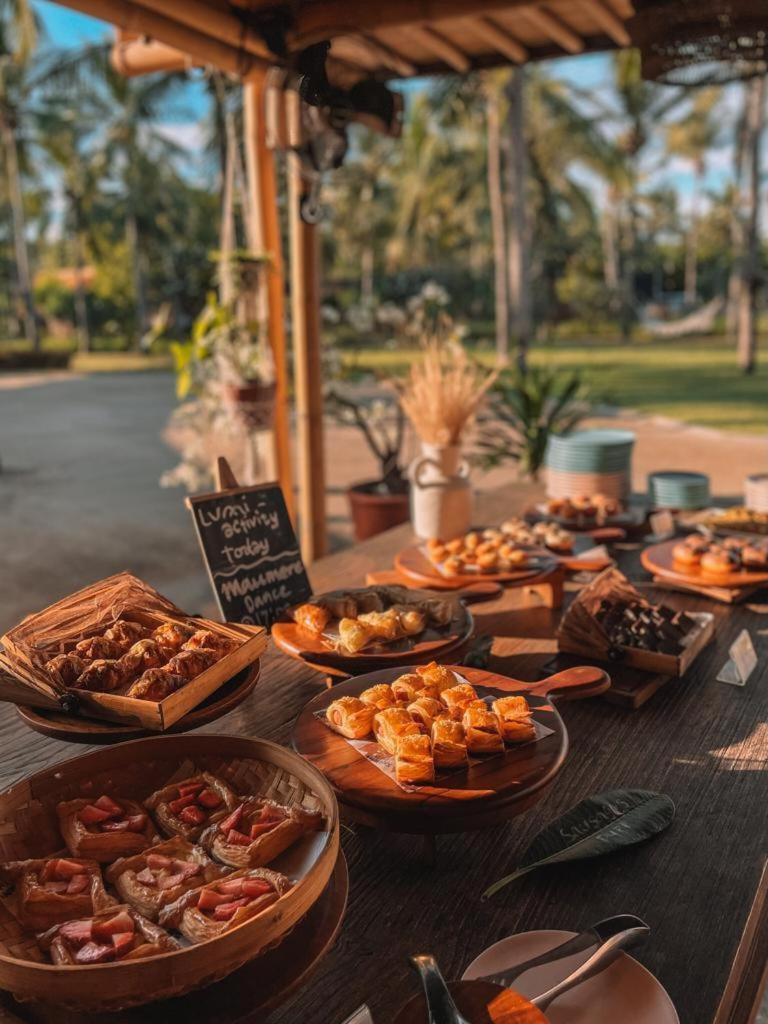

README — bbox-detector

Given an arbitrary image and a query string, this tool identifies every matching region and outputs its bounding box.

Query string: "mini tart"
[200,798,323,869]
[0,856,115,930]
[325,696,375,739]
[359,683,396,711]
[158,867,291,944]
[145,772,239,842]
[58,796,157,862]
[38,906,178,965]
[105,837,229,920]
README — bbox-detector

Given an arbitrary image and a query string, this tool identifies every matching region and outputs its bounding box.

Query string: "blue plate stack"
[648,471,710,510]
[545,429,635,500]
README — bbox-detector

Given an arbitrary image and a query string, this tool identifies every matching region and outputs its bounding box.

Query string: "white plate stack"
[745,474,768,513]
[544,429,635,501]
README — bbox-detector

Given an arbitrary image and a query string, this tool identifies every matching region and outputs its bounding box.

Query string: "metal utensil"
[411,954,471,1024]
[479,913,648,988]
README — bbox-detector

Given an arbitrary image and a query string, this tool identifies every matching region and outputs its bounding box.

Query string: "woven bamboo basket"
[0,734,340,1011]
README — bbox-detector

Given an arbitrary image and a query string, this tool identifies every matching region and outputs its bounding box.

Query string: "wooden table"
[1,480,768,1024]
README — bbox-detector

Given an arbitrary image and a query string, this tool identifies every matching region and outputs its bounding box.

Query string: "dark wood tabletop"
[1,479,767,1024]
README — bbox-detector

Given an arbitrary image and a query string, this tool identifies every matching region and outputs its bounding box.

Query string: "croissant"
[127,669,187,702]
[182,629,236,657]
[393,606,427,636]
[166,647,218,681]
[121,638,168,675]
[359,683,396,710]
[338,618,374,654]
[326,696,375,739]
[44,653,85,688]
[431,718,468,769]
[145,772,239,842]
[441,683,478,712]
[462,705,504,754]
[417,662,459,696]
[153,621,197,651]
[200,799,323,869]
[39,906,177,965]
[391,673,422,703]
[292,602,332,634]
[0,856,116,930]
[407,696,443,732]
[493,696,536,743]
[74,636,124,661]
[57,796,157,862]
[73,659,131,693]
[395,735,434,785]
[104,620,150,649]
[372,707,420,755]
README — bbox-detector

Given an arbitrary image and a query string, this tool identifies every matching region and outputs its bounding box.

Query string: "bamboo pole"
[285,89,327,562]
[111,36,192,76]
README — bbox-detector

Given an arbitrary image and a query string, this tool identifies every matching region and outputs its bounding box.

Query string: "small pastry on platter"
[292,602,332,635]
[672,539,705,566]
[493,696,536,743]
[73,658,131,693]
[325,695,376,739]
[359,683,396,710]
[357,607,402,640]
[700,545,738,576]
[431,718,468,769]
[337,618,375,654]
[153,621,197,651]
[44,653,86,688]
[440,683,478,713]
[372,707,420,755]
[126,668,187,702]
[391,673,422,703]
[57,796,157,862]
[38,906,177,965]
[145,773,239,842]
[104,620,150,649]
[416,662,458,697]
[407,696,443,732]
[121,638,168,675]
[393,606,428,636]
[462,705,504,755]
[106,837,229,920]
[182,629,236,658]
[395,735,434,785]
[0,856,115,930]
[74,636,124,662]
[200,799,323,869]
[165,647,218,681]
[742,544,768,570]
[158,867,291,943]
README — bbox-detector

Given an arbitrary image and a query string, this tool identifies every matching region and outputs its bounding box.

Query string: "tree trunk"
[1,118,38,349]
[504,67,531,374]
[684,173,701,307]
[70,195,91,352]
[737,74,765,375]
[126,206,147,349]
[485,75,509,364]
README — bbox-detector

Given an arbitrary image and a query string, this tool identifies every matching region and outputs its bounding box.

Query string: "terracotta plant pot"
[221,379,276,430]
[347,480,410,541]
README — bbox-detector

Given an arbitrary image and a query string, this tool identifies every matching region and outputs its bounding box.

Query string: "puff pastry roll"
[372,707,420,754]
[292,602,332,635]
[158,867,291,943]
[407,696,443,732]
[166,647,218,681]
[57,796,157,862]
[104,620,150,649]
[0,856,115,930]
[182,629,235,658]
[73,658,130,693]
[357,608,402,640]
[359,683,396,710]
[395,735,434,785]
[492,696,536,743]
[121,638,168,675]
[326,696,375,739]
[462,705,504,755]
[441,683,478,712]
[153,620,197,651]
[127,668,187,702]
[38,906,177,965]
[391,673,422,703]
[105,837,229,920]
[338,618,374,654]
[431,718,468,769]
[392,606,427,636]
[200,799,323,869]
[44,653,85,688]
[145,772,239,842]
[417,662,459,697]
[74,636,124,661]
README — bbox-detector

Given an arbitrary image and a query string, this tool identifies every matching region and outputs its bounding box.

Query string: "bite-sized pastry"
[126,668,187,702]
[416,662,459,697]
[431,718,468,769]
[493,696,536,743]
[391,673,422,704]
[105,837,229,920]
[158,868,291,943]
[393,606,428,636]
[742,544,768,570]
[0,856,115,930]
[200,799,323,869]
[74,636,124,662]
[38,906,177,965]
[359,683,396,710]
[292,602,332,635]
[44,653,86,688]
[181,629,236,658]
[165,647,218,681]
[153,621,197,651]
[395,735,434,785]
[700,545,738,576]
[357,608,402,640]
[462,705,504,755]
[672,540,703,566]
[407,696,444,733]
[443,556,462,576]
[440,683,478,713]
[73,659,131,693]
[337,618,374,654]
[543,527,573,553]
[121,638,168,675]
[104,620,150,649]
[325,696,375,739]
[372,707,421,755]
[57,796,157,862]
[145,773,239,842]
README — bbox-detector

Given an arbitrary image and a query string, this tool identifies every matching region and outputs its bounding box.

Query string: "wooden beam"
[518,5,585,54]
[468,16,528,63]
[408,24,470,73]
[359,34,418,77]
[576,0,631,45]
[601,0,635,17]
[285,90,327,563]
[110,36,193,76]
[128,0,273,62]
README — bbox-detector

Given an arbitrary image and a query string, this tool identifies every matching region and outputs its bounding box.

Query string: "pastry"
[416,662,458,697]
[337,618,374,654]
[0,856,115,930]
[292,602,332,634]
[127,668,187,701]
[391,673,422,703]
[145,772,239,842]
[39,906,177,964]
[742,544,768,570]
[406,696,443,732]
[182,629,236,658]
[44,653,86,688]
[700,545,738,576]
[493,696,536,743]
[121,638,168,674]
[672,539,704,566]
[431,718,468,768]
[357,608,402,640]
[104,620,150,648]
[440,683,478,713]
[372,707,420,754]
[359,683,396,710]
[200,798,323,868]
[462,705,504,755]
[158,867,291,943]
[166,647,218,681]
[73,658,130,692]
[105,837,229,920]
[57,796,157,862]
[75,636,124,661]
[393,606,428,636]
[395,735,434,785]
[153,621,197,651]
[325,695,375,739]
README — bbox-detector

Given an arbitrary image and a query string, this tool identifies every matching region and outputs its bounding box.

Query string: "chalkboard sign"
[186,481,311,627]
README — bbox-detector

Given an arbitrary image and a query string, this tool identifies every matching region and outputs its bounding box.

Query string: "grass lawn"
[340,336,768,434]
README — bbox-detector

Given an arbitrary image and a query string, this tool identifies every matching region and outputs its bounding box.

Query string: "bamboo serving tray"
[0,734,340,1011]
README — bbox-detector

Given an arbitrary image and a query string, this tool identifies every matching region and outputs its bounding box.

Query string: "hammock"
[645,297,724,338]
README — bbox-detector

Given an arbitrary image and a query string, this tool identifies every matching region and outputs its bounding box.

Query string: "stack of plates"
[648,471,710,510]
[745,474,768,513]
[545,429,634,501]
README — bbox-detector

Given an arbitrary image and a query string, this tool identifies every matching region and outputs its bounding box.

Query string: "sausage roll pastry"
[395,735,434,785]
[337,618,375,654]
[431,718,468,769]
[325,696,376,739]
[153,620,197,651]
[407,696,444,733]
[441,683,478,713]
[182,629,236,658]
[105,837,229,920]
[104,620,150,649]
[359,683,396,710]
[372,707,421,755]
[0,856,115,930]
[357,608,402,640]
[73,658,131,693]
[57,796,157,862]
[417,662,459,697]
[493,696,535,743]
[126,668,187,702]
[462,705,504,755]
[391,673,422,703]
[39,906,177,965]
[145,773,239,842]
[200,799,323,869]
[166,647,218,681]
[74,636,124,662]
[158,868,291,943]
[44,653,85,688]
[292,602,332,635]
[393,606,428,636]
[121,638,168,675]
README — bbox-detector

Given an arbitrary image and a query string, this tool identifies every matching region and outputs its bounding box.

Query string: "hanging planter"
[221,379,277,431]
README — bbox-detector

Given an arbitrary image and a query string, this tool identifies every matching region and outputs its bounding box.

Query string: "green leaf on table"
[482,788,675,900]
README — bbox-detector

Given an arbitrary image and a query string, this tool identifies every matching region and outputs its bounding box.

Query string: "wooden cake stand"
[641,538,768,604]
[292,665,609,848]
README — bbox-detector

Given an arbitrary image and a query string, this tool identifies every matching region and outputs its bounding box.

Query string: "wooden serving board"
[641,538,768,590]
[395,544,558,588]
[291,664,609,835]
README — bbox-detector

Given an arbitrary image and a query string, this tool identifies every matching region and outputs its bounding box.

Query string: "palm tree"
[734,74,766,375]
[483,70,509,361]
[504,66,531,372]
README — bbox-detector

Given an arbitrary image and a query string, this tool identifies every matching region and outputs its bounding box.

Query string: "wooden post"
[286,89,327,562]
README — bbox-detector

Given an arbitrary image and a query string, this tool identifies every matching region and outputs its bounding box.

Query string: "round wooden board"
[641,538,768,589]
[292,665,609,835]
[394,544,560,590]
[0,853,348,1024]
[15,663,261,744]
